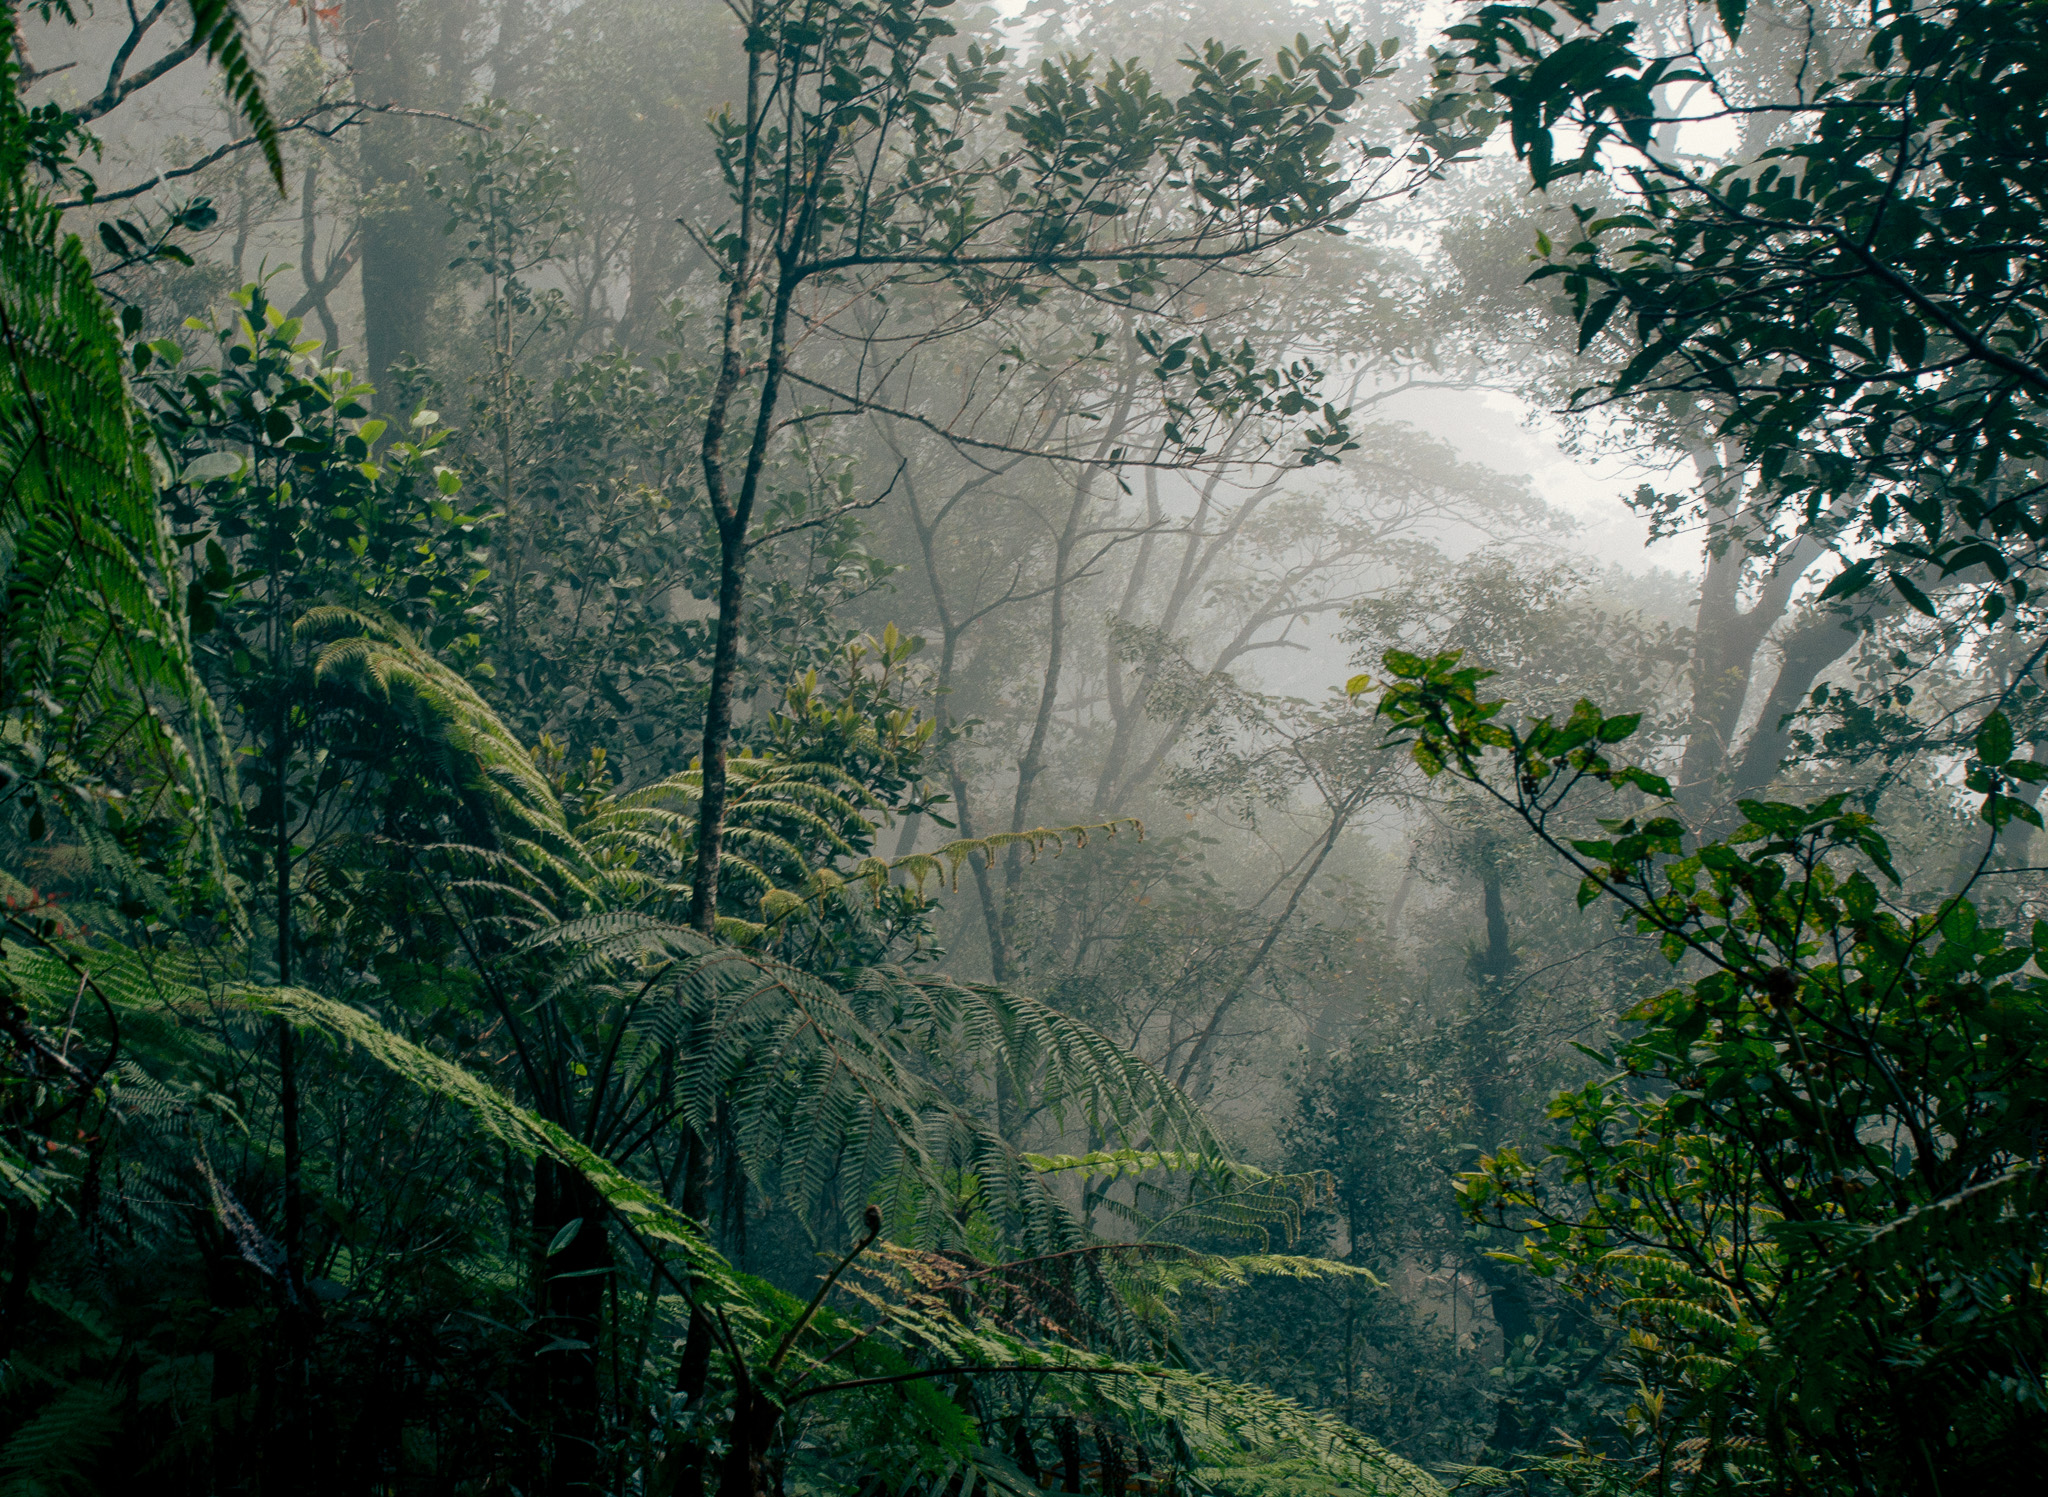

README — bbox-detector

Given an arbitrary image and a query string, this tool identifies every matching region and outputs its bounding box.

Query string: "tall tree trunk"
[649,1130,712,1497]
[1092,467,1163,813]
[995,467,1099,976]
[1477,873,1512,981]
[894,459,1019,973]
[1673,450,1829,821]
[346,0,440,395]
[688,38,832,935]
[1727,609,1865,801]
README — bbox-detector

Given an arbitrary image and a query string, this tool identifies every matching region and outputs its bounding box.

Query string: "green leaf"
[1977,710,2015,768]
[1818,557,1877,602]
[1889,569,1939,617]
[1622,767,1674,798]
[1578,291,1623,352]
[180,451,244,484]
[546,1218,585,1257]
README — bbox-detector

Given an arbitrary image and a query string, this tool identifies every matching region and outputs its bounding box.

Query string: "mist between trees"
[4,0,2047,1492]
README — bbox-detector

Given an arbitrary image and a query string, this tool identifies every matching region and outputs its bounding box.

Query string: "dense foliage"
[6,0,2048,1494]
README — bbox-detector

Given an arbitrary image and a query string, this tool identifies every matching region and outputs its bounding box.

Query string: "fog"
[9,0,2034,1486]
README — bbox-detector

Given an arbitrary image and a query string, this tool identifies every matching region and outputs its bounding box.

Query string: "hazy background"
[25,0,1929,1465]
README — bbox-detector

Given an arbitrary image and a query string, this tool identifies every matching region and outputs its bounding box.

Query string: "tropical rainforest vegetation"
[3,0,2045,1492]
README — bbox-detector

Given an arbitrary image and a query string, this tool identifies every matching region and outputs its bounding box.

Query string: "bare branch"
[782,370,1296,476]
[745,458,908,551]
[69,0,196,125]
[57,102,482,210]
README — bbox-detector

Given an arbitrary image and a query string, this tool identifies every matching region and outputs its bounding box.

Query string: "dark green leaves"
[1890,568,1938,617]
[1422,0,2048,621]
[1978,710,2016,768]
[1818,557,1877,602]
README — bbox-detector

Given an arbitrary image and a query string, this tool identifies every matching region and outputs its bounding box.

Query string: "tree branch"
[57,102,482,210]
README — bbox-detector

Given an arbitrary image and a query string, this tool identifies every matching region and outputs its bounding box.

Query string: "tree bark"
[533,1159,614,1496]
[1726,610,1865,800]
[346,0,442,395]
[1177,792,1360,1097]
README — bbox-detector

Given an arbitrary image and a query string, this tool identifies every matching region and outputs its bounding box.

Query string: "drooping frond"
[232,984,733,1279]
[0,181,215,817]
[180,0,282,185]
[893,819,1144,901]
[0,1379,122,1491]
[301,607,596,902]
[1026,1149,1340,1250]
[0,927,736,1290]
[790,1278,1441,1497]
[848,1234,1378,1366]
[574,747,1142,928]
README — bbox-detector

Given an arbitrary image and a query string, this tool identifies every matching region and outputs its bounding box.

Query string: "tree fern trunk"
[533,1159,613,1495]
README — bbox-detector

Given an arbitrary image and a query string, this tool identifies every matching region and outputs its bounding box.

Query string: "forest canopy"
[3,0,2046,1493]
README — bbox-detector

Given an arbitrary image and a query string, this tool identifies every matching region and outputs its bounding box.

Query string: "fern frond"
[230,984,740,1291]
[0,1378,121,1488]
[0,180,220,824]
[181,0,282,184]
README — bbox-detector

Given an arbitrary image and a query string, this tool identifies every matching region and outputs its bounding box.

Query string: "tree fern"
[522,909,1220,1239]
[0,926,1441,1497]
[231,983,742,1277]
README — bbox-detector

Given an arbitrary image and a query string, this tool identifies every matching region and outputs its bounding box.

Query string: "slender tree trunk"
[0,1201,38,1361]
[488,0,528,96]
[650,1127,714,1497]
[1178,793,1358,1097]
[995,470,1095,974]
[688,521,751,933]
[274,698,302,1289]
[688,42,835,935]
[898,464,1013,971]
[1477,873,1512,981]
[892,620,957,856]
[266,645,310,1495]
[295,162,342,351]
[1092,468,1162,813]
[533,1160,614,1496]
